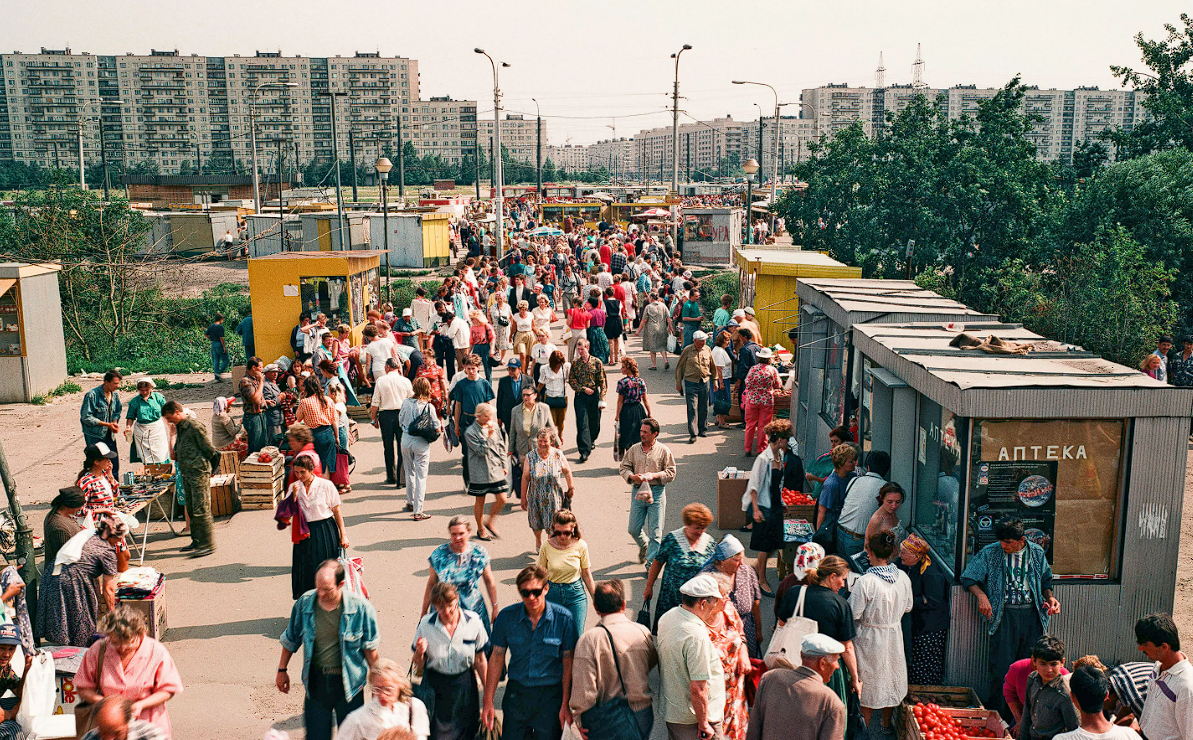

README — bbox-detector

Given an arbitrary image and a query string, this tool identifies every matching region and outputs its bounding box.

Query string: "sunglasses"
[519,588,545,598]
[552,529,575,537]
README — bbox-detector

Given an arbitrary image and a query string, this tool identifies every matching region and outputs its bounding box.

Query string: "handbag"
[764,586,818,669]
[636,604,651,629]
[75,639,108,737]
[409,404,442,443]
[544,395,567,410]
[331,451,353,488]
[408,663,436,721]
[580,626,642,740]
[812,510,839,554]
[339,549,369,599]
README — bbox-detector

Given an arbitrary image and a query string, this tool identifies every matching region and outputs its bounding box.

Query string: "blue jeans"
[474,342,492,381]
[210,342,229,375]
[628,486,666,564]
[836,525,866,559]
[683,379,708,437]
[545,579,588,643]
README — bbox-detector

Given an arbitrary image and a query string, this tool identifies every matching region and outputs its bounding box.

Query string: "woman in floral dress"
[520,428,575,551]
[423,515,499,631]
[615,357,652,456]
[707,571,751,740]
[643,503,715,631]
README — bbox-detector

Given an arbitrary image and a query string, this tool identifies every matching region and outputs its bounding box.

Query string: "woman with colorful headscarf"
[897,532,951,685]
[773,541,825,621]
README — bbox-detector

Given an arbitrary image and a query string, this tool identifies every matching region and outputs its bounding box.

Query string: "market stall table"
[115,480,179,565]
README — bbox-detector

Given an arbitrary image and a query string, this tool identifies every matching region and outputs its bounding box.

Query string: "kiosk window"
[965,419,1126,579]
[300,276,349,325]
[820,332,845,426]
[911,396,965,573]
[683,214,715,242]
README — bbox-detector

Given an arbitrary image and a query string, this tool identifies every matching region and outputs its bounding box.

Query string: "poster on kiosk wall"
[968,460,1058,562]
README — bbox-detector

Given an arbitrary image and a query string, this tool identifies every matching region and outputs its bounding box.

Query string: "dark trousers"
[573,392,601,456]
[683,379,709,437]
[987,604,1043,708]
[182,469,214,550]
[378,409,403,483]
[502,680,564,740]
[475,343,493,381]
[406,350,424,383]
[436,336,456,377]
[303,667,364,740]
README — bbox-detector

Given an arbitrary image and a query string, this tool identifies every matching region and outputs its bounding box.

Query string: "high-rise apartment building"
[407,97,477,163]
[544,143,588,173]
[737,116,818,176]
[625,117,740,181]
[476,114,548,164]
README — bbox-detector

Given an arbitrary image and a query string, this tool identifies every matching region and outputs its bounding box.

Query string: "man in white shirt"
[1136,614,1191,740]
[361,326,398,384]
[370,358,413,489]
[447,311,472,370]
[835,451,890,558]
[1055,665,1142,740]
[657,574,726,740]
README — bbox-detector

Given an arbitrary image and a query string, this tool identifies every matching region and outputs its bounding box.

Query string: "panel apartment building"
[0,47,483,176]
[800,82,1148,164]
[476,114,549,165]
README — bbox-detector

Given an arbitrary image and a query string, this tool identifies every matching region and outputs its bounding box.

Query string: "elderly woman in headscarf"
[701,534,764,658]
[896,532,951,685]
[36,514,126,647]
[774,542,826,621]
[124,377,170,464]
[210,396,243,449]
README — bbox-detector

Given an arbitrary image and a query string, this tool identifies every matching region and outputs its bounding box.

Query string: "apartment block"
[476,114,548,164]
[407,97,477,164]
[586,137,638,178]
[626,117,740,181]
[738,116,818,175]
[544,143,588,173]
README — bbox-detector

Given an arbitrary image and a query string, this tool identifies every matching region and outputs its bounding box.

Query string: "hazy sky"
[3,1,1184,144]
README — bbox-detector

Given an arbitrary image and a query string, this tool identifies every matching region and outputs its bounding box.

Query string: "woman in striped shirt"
[295,376,339,477]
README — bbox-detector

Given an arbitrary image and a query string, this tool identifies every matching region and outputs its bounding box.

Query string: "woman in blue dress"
[422,515,499,632]
[642,503,716,632]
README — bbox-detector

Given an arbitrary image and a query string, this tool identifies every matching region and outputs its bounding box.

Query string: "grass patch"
[31,380,83,405]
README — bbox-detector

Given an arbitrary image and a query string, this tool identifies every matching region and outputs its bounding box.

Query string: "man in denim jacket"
[277,560,380,740]
[961,517,1061,708]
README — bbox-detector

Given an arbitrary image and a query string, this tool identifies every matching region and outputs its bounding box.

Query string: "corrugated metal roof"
[736,249,844,267]
[797,277,999,328]
[852,322,1193,418]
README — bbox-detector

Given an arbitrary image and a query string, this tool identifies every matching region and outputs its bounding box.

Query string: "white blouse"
[531,306,555,333]
[289,476,342,522]
[539,362,570,398]
[513,313,535,333]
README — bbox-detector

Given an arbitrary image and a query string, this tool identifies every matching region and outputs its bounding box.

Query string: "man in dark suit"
[509,274,532,309]
[496,358,531,431]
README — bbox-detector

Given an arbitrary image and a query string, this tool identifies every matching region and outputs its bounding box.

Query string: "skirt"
[310,424,338,474]
[909,630,948,685]
[617,401,647,453]
[606,315,623,340]
[587,326,610,363]
[749,504,784,553]
[131,418,170,464]
[467,479,508,498]
[545,579,587,642]
[512,331,536,357]
[424,666,480,740]
[291,516,340,600]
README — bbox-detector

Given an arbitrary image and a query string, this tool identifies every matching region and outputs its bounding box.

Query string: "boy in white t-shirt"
[1055,666,1143,740]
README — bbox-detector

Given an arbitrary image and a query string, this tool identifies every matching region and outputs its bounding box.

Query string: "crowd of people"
[36,200,1189,740]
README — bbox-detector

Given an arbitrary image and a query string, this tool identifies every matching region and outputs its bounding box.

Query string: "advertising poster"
[968,460,1058,561]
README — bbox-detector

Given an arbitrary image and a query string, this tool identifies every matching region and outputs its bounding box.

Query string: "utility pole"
[669,45,691,197]
[52,141,60,169]
[395,109,406,201]
[78,124,85,188]
[276,138,286,217]
[476,49,508,257]
[686,134,691,183]
[194,142,201,176]
[99,125,110,200]
[0,441,36,624]
[321,90,349,246]
[532,98,542,201]
[474,138,481,199]
[348,128,359,203]
[489,136,495,186]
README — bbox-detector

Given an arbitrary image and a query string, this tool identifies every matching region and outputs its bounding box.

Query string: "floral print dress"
[652,529,715,627]
[708,601,750,740]
[429,542,491,624]
[524,447,567,532]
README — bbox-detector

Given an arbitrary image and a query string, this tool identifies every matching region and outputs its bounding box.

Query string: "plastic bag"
[667,334,677,354]
[17,650,57,737]
[562,721,584,740]
[339,550,369,599]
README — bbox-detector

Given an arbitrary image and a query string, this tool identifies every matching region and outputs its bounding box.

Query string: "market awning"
[0,279,14,298]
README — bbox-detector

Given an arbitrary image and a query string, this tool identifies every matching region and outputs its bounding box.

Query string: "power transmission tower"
[912,43,927,90]
[876,52,886,89]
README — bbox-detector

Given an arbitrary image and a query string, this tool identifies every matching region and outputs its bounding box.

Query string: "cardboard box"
[717,476,749,531]
[784,503,817,521]
[209,473,240,517]
[117,586,167,640]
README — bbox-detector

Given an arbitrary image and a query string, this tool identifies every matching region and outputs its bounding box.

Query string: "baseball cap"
[90,442,118,459]
[402,308,413,317]
[507,358,522,368]
[0,625,21,646]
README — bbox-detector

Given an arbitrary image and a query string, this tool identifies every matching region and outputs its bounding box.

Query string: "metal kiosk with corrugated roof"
[816,306,1193,692]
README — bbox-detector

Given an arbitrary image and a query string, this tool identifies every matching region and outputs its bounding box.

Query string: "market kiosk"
[793,278,998,469]
[847,320,1193,689]
[734,249,862,352]
[681,207,742,265]
[0,262,68,403]
[366,211,451,269]
[246,252,382,364]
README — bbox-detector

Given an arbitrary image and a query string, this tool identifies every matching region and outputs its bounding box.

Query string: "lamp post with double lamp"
[251,82,298,214]
[669,44,692,245]
[375,156,393,295]
[475,49,509,257]
[742,158,758,244]
[733,80,780,232]
[318,90,350,244]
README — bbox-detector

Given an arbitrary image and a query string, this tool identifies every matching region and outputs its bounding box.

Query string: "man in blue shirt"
[205,314,229,380]
[80,370,123,479]
[235,311,254,362]
[815,443,857,533]
[483,565,576,740]
[735,328,761,400]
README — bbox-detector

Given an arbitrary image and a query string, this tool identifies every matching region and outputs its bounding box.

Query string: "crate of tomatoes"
[901,703,1009,740]
[781,487,817,520]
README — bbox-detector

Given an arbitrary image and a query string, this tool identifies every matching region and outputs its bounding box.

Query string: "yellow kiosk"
[734,248,862,351]
[247,252,383,363]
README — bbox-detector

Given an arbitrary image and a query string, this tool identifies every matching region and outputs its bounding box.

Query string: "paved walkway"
[149,330,773,738]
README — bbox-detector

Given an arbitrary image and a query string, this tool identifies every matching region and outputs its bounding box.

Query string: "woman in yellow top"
[536,509,596,642]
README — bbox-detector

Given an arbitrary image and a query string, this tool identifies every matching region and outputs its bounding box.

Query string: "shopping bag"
[636,604,651,628]
[16,649,57,737]
[339,550,369,599]
[331,451,353,488]
[667,334,677,354]
[481,716,503,740]
[612,428,622,463]
[764,586,817,669]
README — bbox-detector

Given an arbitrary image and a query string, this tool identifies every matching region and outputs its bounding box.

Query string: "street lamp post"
[742,158,758,244]
[733,80,780,231]
[375,156,393,295]
[251,82,298,213]
[319,90,350,245]
[669,44,692,246]
[476,49,510,257]
[532,97,542,202]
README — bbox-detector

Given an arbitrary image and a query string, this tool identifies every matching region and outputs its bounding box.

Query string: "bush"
[382,278,441,312]
[699,272,741,318]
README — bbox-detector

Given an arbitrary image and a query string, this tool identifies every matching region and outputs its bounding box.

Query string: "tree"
[1071,140,1110,178]
[542,157,558,184]
[1105,13,1193,158]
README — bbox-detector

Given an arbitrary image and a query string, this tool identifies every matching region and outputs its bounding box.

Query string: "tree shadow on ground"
[163,615,290,642]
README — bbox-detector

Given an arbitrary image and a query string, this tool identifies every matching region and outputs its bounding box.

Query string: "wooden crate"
[900,707,1007,740]
[717,476,749,530]
[906,685,983,709]
[784,503,817,520]
[217,450,240,477]
[209,473,240,517]
[241,488,281,510]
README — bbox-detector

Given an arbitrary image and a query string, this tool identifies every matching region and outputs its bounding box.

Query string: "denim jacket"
[960,540,1053,636]
[80,385,121,443]
[280,591,380,700]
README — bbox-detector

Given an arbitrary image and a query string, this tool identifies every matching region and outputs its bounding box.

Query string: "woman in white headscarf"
[124,377,171,464]
[210,396,242,449]
[701,534,764,658]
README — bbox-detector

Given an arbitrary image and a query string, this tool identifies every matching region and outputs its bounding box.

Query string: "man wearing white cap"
[739,308,762,345]
[674,330,714,443]
[393,308,419,348]
[657,574,725,740]
[747,633,847,740]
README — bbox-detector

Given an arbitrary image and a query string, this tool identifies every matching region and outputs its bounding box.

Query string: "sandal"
[475,532,492,541]
[485,524,502,540]
[413,513,432,521]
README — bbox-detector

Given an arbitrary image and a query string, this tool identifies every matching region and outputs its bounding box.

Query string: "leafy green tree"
[1072,140,1110,177]
[1106,13,1193,158]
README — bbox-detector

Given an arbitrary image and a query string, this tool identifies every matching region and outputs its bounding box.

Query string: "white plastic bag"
[764,586,818,669]
[16,650,57,737]
[667,334,677,354]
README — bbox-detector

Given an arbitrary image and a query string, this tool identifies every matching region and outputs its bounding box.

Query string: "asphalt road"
[150,332,771,739]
